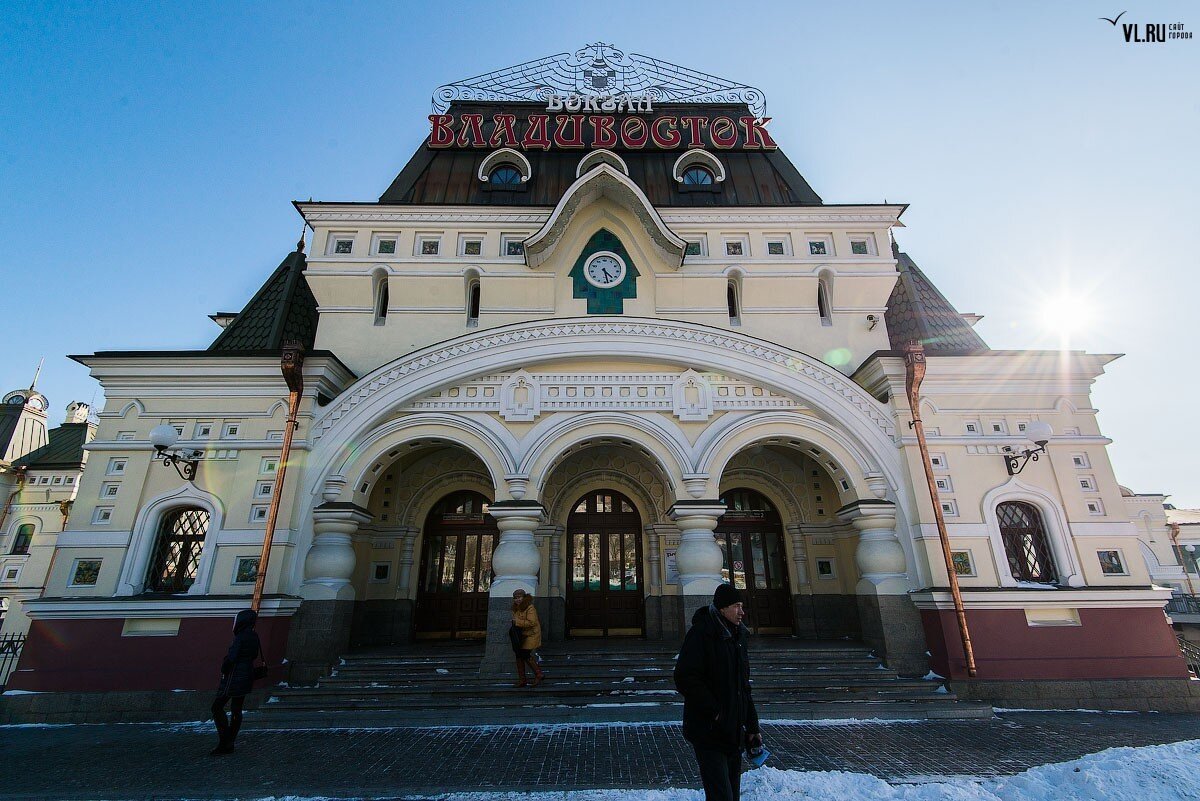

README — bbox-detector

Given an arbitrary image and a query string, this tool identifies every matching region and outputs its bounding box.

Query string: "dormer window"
[489,165,523,186]
[682,166,715,186]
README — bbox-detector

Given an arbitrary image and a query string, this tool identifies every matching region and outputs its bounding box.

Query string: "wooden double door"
[414,491,497,640]
[716,488,795,634]
[566,491,644,637]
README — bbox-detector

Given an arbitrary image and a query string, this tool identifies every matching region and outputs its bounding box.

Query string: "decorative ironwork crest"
[433,43,766,116]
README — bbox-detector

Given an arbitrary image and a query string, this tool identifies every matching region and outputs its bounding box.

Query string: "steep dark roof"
[13,422,89,470]
[380,102,822,207]
[885,244,989,354]
[0,404,22,463]
[208,246,319,353]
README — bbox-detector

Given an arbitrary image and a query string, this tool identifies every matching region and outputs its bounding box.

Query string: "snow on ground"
[230,740,1199,801]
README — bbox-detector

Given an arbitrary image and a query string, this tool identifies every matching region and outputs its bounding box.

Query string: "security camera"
[866,314,878,331]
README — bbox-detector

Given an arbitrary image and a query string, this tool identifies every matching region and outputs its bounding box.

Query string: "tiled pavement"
[0,711,1197,800]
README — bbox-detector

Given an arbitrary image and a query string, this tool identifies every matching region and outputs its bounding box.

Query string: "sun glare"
[1038,291,1097,343]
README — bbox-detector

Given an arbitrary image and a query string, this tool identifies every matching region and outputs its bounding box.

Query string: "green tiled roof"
[208,246,319,353]
[13,422,89,470]
[885,244,989,354]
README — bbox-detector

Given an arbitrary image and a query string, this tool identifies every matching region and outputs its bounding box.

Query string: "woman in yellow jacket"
[511,588,544,687]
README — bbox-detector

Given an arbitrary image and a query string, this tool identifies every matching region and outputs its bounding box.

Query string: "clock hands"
[601,267,613,282]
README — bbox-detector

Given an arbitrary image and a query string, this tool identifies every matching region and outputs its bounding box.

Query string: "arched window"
[727,280,741,325]
[682,165,715,186]
[373,271,389,325]
[817,276,832,325]
[467,280,480,326]
[488,165,523,186]
[997,501,1057,583]
[146,507,211,593]
[10,523,33,555]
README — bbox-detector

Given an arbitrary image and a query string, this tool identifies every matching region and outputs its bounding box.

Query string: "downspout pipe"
[904,340,977,678]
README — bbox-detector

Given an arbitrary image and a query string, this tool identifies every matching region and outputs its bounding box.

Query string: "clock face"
[6,394,25,406]
[584,251,627,289]
[27,396,46,411]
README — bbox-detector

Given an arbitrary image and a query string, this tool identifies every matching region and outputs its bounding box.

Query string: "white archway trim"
[477,148,532,183]
[672,149,726,183]
[548,471,660,527]
[980,478,1084,588]
[114,400,145,419]
[522,164,686,269]
[577,150,629,178]
[336,413,515,504]
[118,483,226,597]
[401,472,494,529]
[718,469,804,524]
[696,411,885,499]
[311,318,895,450]
[520,412,688,497]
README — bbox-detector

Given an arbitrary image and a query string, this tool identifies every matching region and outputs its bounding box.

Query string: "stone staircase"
[251,639,991,728]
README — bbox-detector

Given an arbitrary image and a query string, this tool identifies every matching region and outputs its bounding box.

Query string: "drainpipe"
[252,341,305,612]
[903,341,977,678]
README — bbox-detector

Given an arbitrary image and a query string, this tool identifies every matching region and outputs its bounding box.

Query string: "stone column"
[288,502,372,684]
[481,500,545,671]
[669,501,727,631]
[786,523,817,638]
[540,523,566,642]
[838,499,928,676]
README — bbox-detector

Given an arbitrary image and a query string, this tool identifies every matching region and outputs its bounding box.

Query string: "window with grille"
[996,501,1057,583]
[146,507,211,593]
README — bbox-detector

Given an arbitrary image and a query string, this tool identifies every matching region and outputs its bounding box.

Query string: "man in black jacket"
[673,584,761,801]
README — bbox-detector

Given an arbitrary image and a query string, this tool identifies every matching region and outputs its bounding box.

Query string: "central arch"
[565,489,645,637]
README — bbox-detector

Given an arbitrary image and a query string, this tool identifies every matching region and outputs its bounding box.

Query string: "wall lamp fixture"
[1004,421,1053,475]
[149,424,202,481]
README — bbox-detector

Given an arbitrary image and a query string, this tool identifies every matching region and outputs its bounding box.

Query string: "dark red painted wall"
[7,615,292,692]
[921,606,1189,680]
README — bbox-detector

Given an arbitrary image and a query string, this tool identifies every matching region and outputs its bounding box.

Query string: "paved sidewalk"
[1,711,1197,800]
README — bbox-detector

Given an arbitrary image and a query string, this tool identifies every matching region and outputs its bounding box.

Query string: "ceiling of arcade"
[721,445,840,525]
[364,445,493,530]
[540,443,672,525]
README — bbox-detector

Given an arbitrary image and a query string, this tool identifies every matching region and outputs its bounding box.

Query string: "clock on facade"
[583,251,627,289]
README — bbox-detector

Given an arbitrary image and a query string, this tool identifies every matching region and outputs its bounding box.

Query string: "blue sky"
[2,1,1197,505]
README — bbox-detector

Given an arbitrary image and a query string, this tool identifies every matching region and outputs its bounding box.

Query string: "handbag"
[252,663,269,681]
[508,622,523,651]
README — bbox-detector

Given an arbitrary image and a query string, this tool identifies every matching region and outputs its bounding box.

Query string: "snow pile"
[386,739,1200,801]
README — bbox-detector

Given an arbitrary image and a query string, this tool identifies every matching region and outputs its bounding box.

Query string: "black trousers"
[693,747,742,801]
[211,694,245,747]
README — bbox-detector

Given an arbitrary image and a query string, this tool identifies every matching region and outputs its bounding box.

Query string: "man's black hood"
[690,603,750,639]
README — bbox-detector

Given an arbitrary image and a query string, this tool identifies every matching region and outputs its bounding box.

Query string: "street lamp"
[1004,421,1053,475]
[149,424,201,481]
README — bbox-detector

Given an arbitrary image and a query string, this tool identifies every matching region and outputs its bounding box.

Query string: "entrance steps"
[252,639,992,728]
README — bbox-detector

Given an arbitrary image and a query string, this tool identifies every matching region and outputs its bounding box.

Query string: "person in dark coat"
[673,584,761,801]
[210,608,262,755]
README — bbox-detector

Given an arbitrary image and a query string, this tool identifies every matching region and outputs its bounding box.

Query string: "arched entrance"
[716,488,794,633]
[413,491,497,639]
[566,490,644,637]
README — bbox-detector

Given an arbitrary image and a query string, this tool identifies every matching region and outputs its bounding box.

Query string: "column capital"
[668,500,727,525]
[835,498,897,529]
[312,501,374,527]
[487,500,546,528]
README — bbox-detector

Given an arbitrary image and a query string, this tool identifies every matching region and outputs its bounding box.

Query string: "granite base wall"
[951,678,1200,713]
[349,599,414,648]
[284,599,354,685]
[0,689,270,725]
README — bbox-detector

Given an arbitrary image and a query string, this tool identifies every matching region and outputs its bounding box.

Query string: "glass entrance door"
[716,488,794,633]
[414,491,496,639]
[566,491,644,636]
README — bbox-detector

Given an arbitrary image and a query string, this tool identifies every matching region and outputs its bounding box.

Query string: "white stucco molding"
[577,150,629,178]
[980,477,1085,588]
[909,587,1173,611]
[23,595,302,620]
[522,164,687,269]
[672,150,726,183]
[477,148,533,183]
[116,483,227,597]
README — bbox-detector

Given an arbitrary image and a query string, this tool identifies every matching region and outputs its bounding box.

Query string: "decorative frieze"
[405,369,800,422]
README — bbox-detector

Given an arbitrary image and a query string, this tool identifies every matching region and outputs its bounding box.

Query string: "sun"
[1037,291,1097,342]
